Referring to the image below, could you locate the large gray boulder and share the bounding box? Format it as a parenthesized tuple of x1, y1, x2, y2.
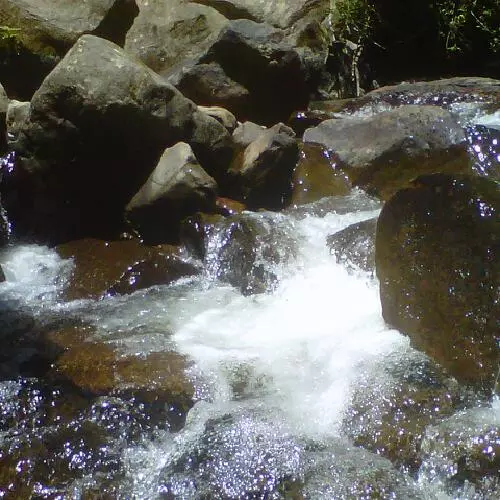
(193, 0, 324, 29)
(124, 0, 228, 77)
(0, 0, 139, 98)
(125, 142, 218, 244)
(2, 34, 231, 244)
(304, 105, 469, 199)
(375, 173, 499, 394)
(176, 17, 328, 123)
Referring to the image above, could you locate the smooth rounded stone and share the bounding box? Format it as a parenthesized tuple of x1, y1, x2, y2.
(52, 341, 194, 427)
(56, 238, 183, 301)
(327, 217, 377, 274)
(228, 123, 299, 209)
(125, 142, 218, 244)
(124, 0, 228, 78)
(291, 142, 352, 206)
(3, 35, 231, 244)
(304, 105, 470, 199)
(0, 0, 138, 98)
(343, 349, 467, 473)
(301, 441, 423, 499)
(197, 105, 237, 133)
(419, 406, 500, 497)
(376, 173, 499, 393)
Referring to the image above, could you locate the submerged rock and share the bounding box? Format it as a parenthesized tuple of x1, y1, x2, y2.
(419, 406, 500, 497)
(56, 238, 193, 300)
(304, 105, 469, 199)
(343, 349, 467, 473)
(51, 338, 194, 428)
(376, 173, 499, 393)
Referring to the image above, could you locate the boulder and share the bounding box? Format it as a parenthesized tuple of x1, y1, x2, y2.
(291, 142, 352, 205)
(124, 0, 228, 78)
(327, 217, 377, 274)
(376, 173, 499, 393)
(192, 0, 324, 29)
(228, 123, 299, 209)
(125, 142, 218, 244)
(177, 19, 322, 123)
(0, 0, 139, 98)
(56, 237, 195, 300)
(47, 326, 194, 430)
(5, 99, 30, 145)
(304, 105, 470, 199)
(232, 121, 266, 149)
(2, 34, 231, 245)
(198, 105, 237, 133)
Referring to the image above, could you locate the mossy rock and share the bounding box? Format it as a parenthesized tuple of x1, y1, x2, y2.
(376, 173, 499, 393)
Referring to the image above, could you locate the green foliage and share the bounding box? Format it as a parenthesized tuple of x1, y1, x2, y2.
(329, 0, 377, 45)
(435, 0, 500, 54)
(0, 25, 21, 54)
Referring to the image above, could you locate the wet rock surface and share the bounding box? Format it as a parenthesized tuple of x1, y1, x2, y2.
(343, 350, 470, 473)
(327, 217, 377, 273)
(376, 173, 499, 393)
(291, 142, 352, 206)
(419, 406, 500, 497)
(304, 105, 469, 199)
(51, 340, 194, 422)
(56, 238, 193, 301)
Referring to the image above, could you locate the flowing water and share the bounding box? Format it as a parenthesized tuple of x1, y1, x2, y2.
(1, 110, 499, 498)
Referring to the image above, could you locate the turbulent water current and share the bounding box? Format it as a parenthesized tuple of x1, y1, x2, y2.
(1, 107, 499, 498)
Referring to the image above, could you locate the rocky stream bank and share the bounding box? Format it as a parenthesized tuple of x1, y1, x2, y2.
(0, 1, 499, 498)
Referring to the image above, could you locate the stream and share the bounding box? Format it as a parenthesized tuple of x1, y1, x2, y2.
(0, 106, 499, 498)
